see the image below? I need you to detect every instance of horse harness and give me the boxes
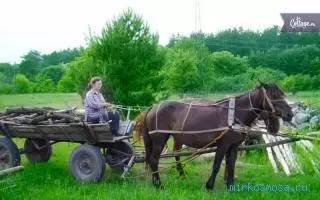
[149,87,280,136]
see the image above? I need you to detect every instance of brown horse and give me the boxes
[137,83,293,189]
[173,98,281,179]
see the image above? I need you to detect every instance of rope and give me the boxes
[126,128,230,179]
[110,104,149,111]
[180,103,192,131]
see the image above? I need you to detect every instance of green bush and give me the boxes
[57,76,76,92]
[280,74,312,92]
[0,84,13,94]
[15,74,32,93]
[210,73,250,92]
[311,74,320,89]
[34,78,56,93]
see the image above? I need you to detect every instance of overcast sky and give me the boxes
[0,0,318,63]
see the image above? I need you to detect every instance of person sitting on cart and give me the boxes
[84,76,121,136]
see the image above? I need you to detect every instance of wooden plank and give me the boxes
[267,135,291,175]
[262,134,279,173]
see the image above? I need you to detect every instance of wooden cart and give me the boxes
[0,119,137,182]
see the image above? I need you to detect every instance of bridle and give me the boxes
[248,86,286,118]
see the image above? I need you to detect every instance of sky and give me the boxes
[0,0,318,63]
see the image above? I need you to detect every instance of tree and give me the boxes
[35,78,55,93]
[249,45,320,75]
[36,64,65,85]
[19,50,43,79]
[0,63,17,83]
[280,74,312,92]
[160,48,199,96]
[41,48,80,67]
[211,51,248,76]
[57,75,76,92]
[69,9,164,106]
[167,37,215,91]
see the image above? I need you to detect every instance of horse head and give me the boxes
[257,81,293,122]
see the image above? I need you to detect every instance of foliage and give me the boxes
[0,63,17,83]
[280,74,313,92]
[41,48,80,67]
[34,78,56,93]
[0,84,13,94]
[211,51,247,76]
[36,64,65,85]
[160,48,199,95]
[19,50,43,79]
[67,9,164,105]
[15,74,32,93]
[5,22,320,96]
[57,75,76,93]
[249,45,320,75]
[162,37,215,93]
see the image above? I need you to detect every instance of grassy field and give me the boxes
[0,93,83,112]
[287,91,320,109]
[0,92,320,200]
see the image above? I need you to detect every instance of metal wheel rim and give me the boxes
[77,153,95,175]
[0,146,11,171]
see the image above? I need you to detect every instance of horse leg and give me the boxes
[173,140,185,177]
[149,134,170,189]
[225,145,238,188]
[206,143,230,190]
[224,157,228,181]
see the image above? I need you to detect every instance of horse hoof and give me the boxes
[154,184,164,190]
[205,182,214,190]
[153,180,163,189]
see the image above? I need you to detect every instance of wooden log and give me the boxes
[51,112,80,122]
[267,135,291,175]
[248,129,320,142]
[0,113,19,120]
[5,107,52,115]
[287,142,304,173]
[275,136,298,174]
[262,134,279,173]
[281,138,303,174]
[0,166,24,177]
[158,137,300,159]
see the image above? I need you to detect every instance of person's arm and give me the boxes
[85,92,106,108]
[100,93,112,107]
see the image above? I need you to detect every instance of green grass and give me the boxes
[286,91,320,109]
[0,92,320,199]
[0,93,83,112]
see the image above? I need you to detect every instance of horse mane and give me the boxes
[255,83,285,99]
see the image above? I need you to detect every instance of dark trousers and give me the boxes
[87,111,120,135]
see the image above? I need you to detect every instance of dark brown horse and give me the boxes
[173,98,281,179]
[137,83,293,189]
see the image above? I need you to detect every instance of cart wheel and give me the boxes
[108,141,135,171]
[0,137,21,171]
[69,144,105,182]
[24,139,52,163]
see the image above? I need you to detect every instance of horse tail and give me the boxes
[133,111,147,141]
[134,107,153,167]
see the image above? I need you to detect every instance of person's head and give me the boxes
[89,76,103,91]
